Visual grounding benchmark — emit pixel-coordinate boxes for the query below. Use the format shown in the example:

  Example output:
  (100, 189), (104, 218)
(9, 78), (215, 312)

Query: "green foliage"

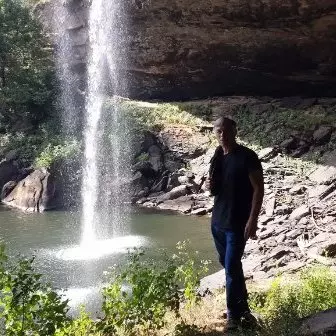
(0, 0), (55, 131)
(98, 241), (210, 334)
(0, 130), (81, 167)
(113, 99), (207, 132)
(34, 139), (81, 169)
(135, 152), (150, 163)
(55, 307), (99, 336)
(0, 243), (70, 336)
(249, 267), (336, 336)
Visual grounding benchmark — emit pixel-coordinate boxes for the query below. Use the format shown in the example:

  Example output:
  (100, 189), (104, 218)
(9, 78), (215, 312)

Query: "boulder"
(157, 185), (190, 202)
(258, 147), (277, 161)
(290, 205), (310, 221)
(265, 196), (276, 217)
(1, 181), (17, 199)
(157, 195), (194, 214)
(313, 126), (333, 146)
(190, 208), (207, 216)
(2, 169), (56, 212)
(309, 166), (336, 185)
(298, 308), (336, 336)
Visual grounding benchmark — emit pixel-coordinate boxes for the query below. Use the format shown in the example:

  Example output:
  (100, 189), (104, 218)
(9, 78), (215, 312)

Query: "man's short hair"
(213, 116), (237, 129)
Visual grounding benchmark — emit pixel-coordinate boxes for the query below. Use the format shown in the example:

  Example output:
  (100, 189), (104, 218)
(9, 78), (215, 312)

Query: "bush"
(98, 241), (210, 334)
(34, 139), (81, 169)
(0, 244), (70, 336)
(249, 267), (336, 336)
(55, 307), (99, 336)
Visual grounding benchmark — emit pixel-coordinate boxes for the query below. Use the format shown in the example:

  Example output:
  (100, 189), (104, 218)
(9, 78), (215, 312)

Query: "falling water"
(81, 0), (130, 245)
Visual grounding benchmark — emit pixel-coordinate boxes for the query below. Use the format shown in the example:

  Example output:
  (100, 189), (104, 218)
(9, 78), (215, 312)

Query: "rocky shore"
(128, 96), (336, 278)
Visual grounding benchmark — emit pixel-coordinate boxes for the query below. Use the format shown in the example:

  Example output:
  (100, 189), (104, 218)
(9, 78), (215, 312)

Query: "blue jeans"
(211, 225), (249, 319)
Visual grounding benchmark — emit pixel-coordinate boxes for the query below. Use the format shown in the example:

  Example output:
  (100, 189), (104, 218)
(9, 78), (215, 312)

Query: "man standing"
(207, 117), (264, 331)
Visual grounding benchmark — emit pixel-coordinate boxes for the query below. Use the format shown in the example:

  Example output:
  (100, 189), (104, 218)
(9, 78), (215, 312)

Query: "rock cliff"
(38, 0), (336, 99)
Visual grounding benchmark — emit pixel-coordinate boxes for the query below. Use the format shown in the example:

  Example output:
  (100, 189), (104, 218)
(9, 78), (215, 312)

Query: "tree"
(0, 0), (55, 131)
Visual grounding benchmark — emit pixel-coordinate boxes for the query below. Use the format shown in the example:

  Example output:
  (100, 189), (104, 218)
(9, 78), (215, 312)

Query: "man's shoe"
(241, 311), (258, 330)
(226, 318), (241, 331)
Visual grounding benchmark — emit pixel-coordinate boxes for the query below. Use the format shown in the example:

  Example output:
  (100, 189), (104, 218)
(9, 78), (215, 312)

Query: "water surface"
(0, 206), (220, 313)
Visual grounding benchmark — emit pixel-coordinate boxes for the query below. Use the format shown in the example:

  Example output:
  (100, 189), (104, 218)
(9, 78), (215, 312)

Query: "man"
(207, 116), (264, 331)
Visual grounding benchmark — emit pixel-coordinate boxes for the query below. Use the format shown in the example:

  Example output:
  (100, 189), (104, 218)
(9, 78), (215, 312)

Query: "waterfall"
(81, 0), (130, 245)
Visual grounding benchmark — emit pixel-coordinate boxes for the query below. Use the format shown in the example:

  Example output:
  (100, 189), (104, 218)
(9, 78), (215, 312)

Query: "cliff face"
(40, 0), (336, 99)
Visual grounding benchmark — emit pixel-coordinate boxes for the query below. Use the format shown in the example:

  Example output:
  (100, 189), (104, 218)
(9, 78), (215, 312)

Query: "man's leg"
(211, 225), (227, 268)
(224, 229), (249, 319)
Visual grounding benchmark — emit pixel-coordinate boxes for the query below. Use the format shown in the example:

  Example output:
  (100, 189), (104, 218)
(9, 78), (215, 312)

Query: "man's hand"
(244, 218), (258, 241)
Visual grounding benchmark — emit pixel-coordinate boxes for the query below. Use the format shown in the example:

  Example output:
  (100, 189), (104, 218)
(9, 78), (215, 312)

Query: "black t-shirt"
(210, 145), (262, 232)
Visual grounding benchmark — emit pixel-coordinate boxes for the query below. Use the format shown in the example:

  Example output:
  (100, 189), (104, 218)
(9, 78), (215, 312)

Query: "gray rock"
(2, 169), (55, 212)
(199, 270), (225, 293)
(268, 246), (292, 260)
(287, 228), (303, 239)
(276, 234), (287, 243)
(157, 185), (189, 202)
(317, 235), (336, 258)
(289, 185), (307, 195)
(290, 205), (310, 220)
(157, 196), (194, 214)
(265, 196), (276, 217)
(275, 205), (292, 215)
(308, 185), (329, 199)
(178, 175), (191, 185)
(298, 308), (336, 336)
(259, 227), (274, 240)
(258, 147), (276, 161)
(1, 180), (17, 200)
(282, 260), (305, 273)
(136, 197), (148, 205)
(258, 214), (273, 226)
(309, 165), (336, 185)
(311, 183), (336, 201)
(190, 208), (207, 216)
(313, 126), (333, 146)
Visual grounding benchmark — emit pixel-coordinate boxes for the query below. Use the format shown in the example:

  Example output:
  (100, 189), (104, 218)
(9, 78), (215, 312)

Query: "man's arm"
(245, 169), (264, 241)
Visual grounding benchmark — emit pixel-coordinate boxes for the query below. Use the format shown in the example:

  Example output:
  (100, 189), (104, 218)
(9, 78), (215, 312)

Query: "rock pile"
(131, 117), (336, 277)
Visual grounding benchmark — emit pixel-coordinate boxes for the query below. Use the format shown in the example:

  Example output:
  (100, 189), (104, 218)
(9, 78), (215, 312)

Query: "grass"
(249, 266), (336, 336)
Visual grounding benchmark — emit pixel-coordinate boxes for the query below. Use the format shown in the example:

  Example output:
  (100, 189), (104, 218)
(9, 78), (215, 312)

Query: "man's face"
(214, 123), (236, 146)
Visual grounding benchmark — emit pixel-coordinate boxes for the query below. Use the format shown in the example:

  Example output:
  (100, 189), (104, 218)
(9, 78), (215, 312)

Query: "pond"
(0, 206), (220, 315)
